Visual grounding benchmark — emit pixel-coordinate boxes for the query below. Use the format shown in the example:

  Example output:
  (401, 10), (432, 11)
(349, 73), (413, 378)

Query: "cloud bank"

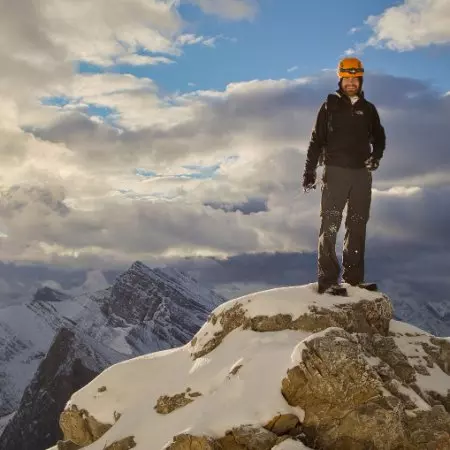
(0, 0), (449, 271)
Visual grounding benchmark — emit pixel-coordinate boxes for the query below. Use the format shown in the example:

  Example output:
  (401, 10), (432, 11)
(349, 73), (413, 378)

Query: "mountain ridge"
(0, 261), (225, 446)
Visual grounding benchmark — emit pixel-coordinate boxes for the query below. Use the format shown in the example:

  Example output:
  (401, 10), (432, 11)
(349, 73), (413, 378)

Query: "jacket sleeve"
(370, 104), (386, 160)
(304, 102), (328, 173)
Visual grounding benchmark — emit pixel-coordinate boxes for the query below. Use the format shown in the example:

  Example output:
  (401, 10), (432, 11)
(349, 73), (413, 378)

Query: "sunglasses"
(340, 67), (364, 74)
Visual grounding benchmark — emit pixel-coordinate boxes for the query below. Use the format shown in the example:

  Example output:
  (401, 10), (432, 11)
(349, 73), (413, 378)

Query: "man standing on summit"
(303, 57), (386, 296)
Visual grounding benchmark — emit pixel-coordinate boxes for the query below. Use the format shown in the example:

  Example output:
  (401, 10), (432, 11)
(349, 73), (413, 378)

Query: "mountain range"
(0, 261), (225, 449)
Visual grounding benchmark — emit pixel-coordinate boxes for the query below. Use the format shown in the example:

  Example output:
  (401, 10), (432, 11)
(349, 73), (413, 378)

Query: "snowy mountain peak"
(0, 327), (121, 450)
(124, 260), (168, 283)
(129, 259), (153, 272)
(104, 261), (224, 327)
(32, 286), (71, 303)
(52, 283), (450, 450)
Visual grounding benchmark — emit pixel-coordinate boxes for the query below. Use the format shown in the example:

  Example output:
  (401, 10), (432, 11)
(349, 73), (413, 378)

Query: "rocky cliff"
(0, 328), (122, 450)
(49, 283), (450, 450)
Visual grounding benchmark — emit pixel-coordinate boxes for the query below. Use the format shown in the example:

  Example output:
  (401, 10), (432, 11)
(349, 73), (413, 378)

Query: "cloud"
(1, 38), (449, 268)
(190, 0), (259, 20)
(176, 33), (217, 48)
(0, 0), (245, 137)
(28, 71), (450, 183)
(0, 183), (261, 263)
(204, 198), (268, 214)
(176, 33), (237, 49)
(46, 0), (183, 65)
(344, 48), (357, 56)
(116, 54), (175, 66)
(348, 27), (362, 35)
(361, 0), (450, 51)
(287, 66), (299, 73)
(369, 185), (450, 250)
(27, 74), (320, 167)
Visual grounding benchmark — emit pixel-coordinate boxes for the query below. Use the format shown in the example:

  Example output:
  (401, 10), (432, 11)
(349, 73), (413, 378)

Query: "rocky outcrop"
(32, 286), (71, 303)
(191, 293), (392, 359)
(280, 327), (450, 449)
(104, 261), (223, 329)
(54, 414), (304, 450)
(166, 424), (299, 450)
(154, 389), (203, 414)
(50, 285), (450, 450)
(0, 328), (121, 450)
(59, 404), (113, 447)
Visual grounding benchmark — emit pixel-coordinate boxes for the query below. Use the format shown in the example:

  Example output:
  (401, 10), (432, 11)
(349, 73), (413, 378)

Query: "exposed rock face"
(51, 287), (450, 450)
(191, 293), (392, 359)
(282, 329), (406, 449)
(104, 261), (222, 331)
(32, 286), (71, 303)
(166, 425), (291, 450)
(356, 333), (417, 383)
(167, 434), (218, 449)
(154, 389), (203, 414)
(59, 404), (113, 447)
(424, 337), (450, 375)
(281, 327), (450, 449)
(217, 425), (279, 450)
(103, 436), (136, 450)
(56, 433), (136, 450)
(0, 328), (121, 450)
(264, 414), (301, 436)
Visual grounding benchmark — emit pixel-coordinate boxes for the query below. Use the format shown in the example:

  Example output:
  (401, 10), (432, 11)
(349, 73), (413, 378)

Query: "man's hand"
(365, 156), (380, 171)
(303, 170), (316, 192)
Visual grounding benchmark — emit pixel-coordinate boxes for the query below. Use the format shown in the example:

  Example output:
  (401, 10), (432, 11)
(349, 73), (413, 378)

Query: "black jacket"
(304, 90), (386, 172)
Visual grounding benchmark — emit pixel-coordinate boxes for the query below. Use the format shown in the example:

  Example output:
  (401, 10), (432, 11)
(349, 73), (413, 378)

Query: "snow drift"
(49, 283), (450, 450)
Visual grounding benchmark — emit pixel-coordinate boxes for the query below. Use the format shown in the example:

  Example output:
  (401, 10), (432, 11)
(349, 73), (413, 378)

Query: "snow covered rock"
(32, 286), (72, 303)
(190, 284), (392, 360)
(50, 284), (450, 450)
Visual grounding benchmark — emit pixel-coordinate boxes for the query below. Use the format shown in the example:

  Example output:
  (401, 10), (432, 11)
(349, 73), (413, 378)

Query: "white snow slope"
(52, 283), (450, 450)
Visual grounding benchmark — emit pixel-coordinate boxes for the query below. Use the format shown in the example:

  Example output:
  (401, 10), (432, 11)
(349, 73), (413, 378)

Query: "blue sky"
(77, 0), (450, 95)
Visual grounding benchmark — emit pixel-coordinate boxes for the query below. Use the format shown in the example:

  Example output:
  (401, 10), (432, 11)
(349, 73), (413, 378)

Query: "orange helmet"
(337, 57), (364, 78)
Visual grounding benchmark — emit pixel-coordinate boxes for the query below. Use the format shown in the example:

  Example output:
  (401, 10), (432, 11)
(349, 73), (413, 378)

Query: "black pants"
(318, 165), (372, 290)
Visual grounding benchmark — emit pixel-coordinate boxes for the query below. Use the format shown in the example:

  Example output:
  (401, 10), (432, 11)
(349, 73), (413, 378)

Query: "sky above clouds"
(0, 0), (449, 295)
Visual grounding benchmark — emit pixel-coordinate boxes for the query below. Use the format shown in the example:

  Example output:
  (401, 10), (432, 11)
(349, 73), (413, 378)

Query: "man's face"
(341, 77), (360, 96)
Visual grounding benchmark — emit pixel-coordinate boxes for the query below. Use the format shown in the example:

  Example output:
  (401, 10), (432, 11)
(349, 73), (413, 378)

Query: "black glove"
(365, 156), (380, 171)
(303, 170), (316, 192)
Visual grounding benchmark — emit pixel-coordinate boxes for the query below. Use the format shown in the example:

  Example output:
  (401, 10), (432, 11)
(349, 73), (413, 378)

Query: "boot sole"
(318, 284), (348, 296)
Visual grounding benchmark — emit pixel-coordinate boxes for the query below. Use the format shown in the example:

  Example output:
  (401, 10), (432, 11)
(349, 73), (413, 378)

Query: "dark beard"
(344, 86), (359, 95)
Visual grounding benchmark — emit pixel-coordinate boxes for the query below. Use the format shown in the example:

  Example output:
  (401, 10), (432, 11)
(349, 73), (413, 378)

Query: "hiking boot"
(347, 282), (378, 291)
(318, 283), (348, 296)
